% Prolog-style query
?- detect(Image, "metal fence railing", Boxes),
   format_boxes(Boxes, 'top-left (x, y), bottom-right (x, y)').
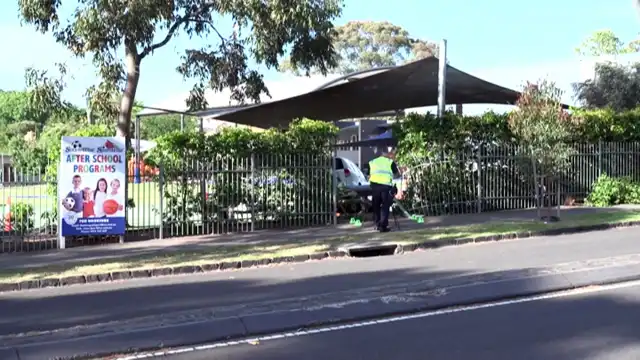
top-left (400, 142), bottom-right (640, 216)
top-left (2, 142), bottom-right (640, 253)
top-left (0, 152), bottom-right (334, 252)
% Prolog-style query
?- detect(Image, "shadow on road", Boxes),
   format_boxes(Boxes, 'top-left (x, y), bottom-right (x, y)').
top-left (2, 249), bottom-right (640, 359)
top-left (180, 281), bottom-right (640, 360)
top-left (0, 265), bottom-right (467, 336)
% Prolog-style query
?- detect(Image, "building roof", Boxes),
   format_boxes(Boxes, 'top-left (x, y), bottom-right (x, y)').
top-left (204, 56), bottom-right (522, 128)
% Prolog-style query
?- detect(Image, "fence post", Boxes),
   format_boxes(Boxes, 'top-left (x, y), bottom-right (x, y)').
top-left (158, 163), bottom-right (164, 240)
top-left (331, 145), bottom-right (338, 226)
top-left (532, 155), bottom-right (540, 219)
top-left (598, 139), bottom-right (603, 177)
top-left (56, 164), bottom-right (66, 249)
top-left (476, 144), bottom-right (483, 213)
top-left (250, 152), bottom-right (255, 232)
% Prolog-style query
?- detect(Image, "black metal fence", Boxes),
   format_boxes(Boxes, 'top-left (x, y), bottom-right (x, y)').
top-left (0, 152), bottom-right (334, 252)
top-left (2, 142), bottom-right (640, 253)
top-left (401, 142), bottom-right (640, 216)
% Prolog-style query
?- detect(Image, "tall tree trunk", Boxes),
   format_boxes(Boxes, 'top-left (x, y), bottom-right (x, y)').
top-left (118, 41), bottom-right (140, 242)
top-left (117, 43), bottom-right (140, 138)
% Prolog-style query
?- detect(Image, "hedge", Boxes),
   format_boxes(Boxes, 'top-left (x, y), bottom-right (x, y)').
top-left (391, 108), bottom-right (640, 215)
top-left (145, 119), bottom-right (338, 233)
top-left (30, 107), bottom-right (640, 232)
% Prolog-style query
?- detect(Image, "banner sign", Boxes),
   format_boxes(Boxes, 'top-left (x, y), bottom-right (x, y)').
top-left (58, 137), bottom-right (126, 236)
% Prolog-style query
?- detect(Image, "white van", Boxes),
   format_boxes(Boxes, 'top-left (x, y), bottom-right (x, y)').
top-left (334, 157), bottom-right (368, 188)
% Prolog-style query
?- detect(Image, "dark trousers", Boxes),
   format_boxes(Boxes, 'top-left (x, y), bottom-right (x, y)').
top-left (371, 182), bottom-right (393, 228)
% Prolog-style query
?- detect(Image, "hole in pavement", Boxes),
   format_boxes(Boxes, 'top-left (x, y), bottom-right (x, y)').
top-left (348, 245), bottom-right (398, 258)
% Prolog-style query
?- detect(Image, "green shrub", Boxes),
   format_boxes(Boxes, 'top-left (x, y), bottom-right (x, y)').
top-left (146, 119), bottom-right (338, 230)
top-left (392, 111), bottom-right (513, 166)
top-left (586, 173), bottom-right (640, 207)
top-left (8, 202), bottom-right (35, 234)
top-left (571, 107), bottom-right (640, 142)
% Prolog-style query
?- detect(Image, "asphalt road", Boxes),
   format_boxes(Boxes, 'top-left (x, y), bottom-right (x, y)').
top-left (3, 227), bottom-right (640, 337)
top-left (161, 281), bottom-right (640, 360)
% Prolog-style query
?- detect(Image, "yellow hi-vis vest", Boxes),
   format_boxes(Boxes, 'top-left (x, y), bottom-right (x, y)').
top-left (369, 156), bottom-right (394, 185)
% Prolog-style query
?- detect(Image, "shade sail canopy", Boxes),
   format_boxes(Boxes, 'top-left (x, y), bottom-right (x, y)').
top-left (207, 56), bottom-right (521, 128)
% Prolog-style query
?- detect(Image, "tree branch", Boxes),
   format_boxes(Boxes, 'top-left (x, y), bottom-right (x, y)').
top-left (139, 3), bottom-right (216, 59)
top-left (139, 17), bottom-right (189, 59)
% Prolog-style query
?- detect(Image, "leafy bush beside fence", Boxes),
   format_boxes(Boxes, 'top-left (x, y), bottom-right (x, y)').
top-left (586, 174), bottom-right (640, 207)
top-left (146, 119), bottom-right (338, 234)
top-left (389, 95), bottom-right (640, 216)
top-left (11, 103), bottom-right (640, 241)
top-left (397, 142), bottom-right (640, 216)
top-left (391, 107), bottom-right (640, 165)
top-left (4, 202), bottom-right (35, 235)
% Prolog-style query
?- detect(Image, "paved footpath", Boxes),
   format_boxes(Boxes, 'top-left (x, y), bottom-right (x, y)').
top-left (0, 207), bottom-right (628, 271)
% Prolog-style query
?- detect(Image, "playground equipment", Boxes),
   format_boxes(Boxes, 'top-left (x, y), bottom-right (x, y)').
top-left (128, 157), bottom-right (159, 182)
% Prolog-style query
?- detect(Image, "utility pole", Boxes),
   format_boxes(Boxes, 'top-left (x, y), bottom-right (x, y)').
top-left (437, 39), bottom-right (448, 124)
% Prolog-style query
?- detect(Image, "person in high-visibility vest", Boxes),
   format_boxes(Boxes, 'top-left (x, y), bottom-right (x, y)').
top-left (368, 149), bottom-right (401, 232)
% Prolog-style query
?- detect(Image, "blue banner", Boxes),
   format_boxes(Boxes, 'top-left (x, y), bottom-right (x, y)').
top-left (59, 137), bottom-right (127, 236)
top-left (60, 215), bottom-right (126, 236)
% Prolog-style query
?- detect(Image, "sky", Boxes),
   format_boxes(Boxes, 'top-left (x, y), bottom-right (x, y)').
top-left (1, 0), bottom-right (639, 114)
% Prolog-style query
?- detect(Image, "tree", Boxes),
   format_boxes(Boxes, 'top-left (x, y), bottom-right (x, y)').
top-left (280, 20), bottom-right (437, 76)
top-left (23, 63), bottom-right (71, 120)
top-left (573, 62), bottom-right (640, 111)
top-left (0, 87), bottom-right (73, 155)
top-left (18, 0), bottom-right (343, 139)
top-left (0, 89), bottom-right (54, 130)
top-left (509, 80), bottom-right (575, 175)
top-left (508, 80), bottom-right (575, 219)
top-left (575, 30), bottom-right (640, 56)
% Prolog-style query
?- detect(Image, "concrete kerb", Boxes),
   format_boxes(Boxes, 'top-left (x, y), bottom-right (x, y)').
top-left (1, 220), bottom-right (639, 294)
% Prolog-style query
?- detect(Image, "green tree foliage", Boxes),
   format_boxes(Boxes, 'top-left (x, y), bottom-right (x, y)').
top-left (508, 80), bottom-right (575, 177)
top-left (392, 111), bottom-right (512, 165)
top-left (148, 118), bottom-right (338, 168)
top-left (0, 88), bottom-right (72, 142)
top-left (0, 86), bottom-right (84, 159)
top-left (393, 106), bottom-right (640, 158)
top-left (280, 20), bottom-right (437, 75)
top-left (571, 107), bottom-right (640, 142)
top-left (573, 62), bottom-right (640, 111)
top-left (0, 90), bottom-right (47, 126)
top-left (23, 64), bottom-right (71, 120)
top-left (139, 115), bottom-right (197, 140)
top-left (18, 0), bottom-right (343, 139)
top-left (575, 30), bottom-right (640, 56)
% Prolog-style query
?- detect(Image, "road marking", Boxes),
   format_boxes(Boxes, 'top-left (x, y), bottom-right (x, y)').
top-left (114, 278), bottom-right (640, 359)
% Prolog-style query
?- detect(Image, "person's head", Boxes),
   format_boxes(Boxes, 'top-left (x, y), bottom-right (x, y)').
top-left (95, 178), bottom-right (108, 193)
top-left (110, 179), bottom-right (120, 192)
top-left (82, 187), bottom-right (93, 201)
top-left (382, 147), bottom-right (396, 160)
top-left (72, 175), bottom-right (82, 188)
